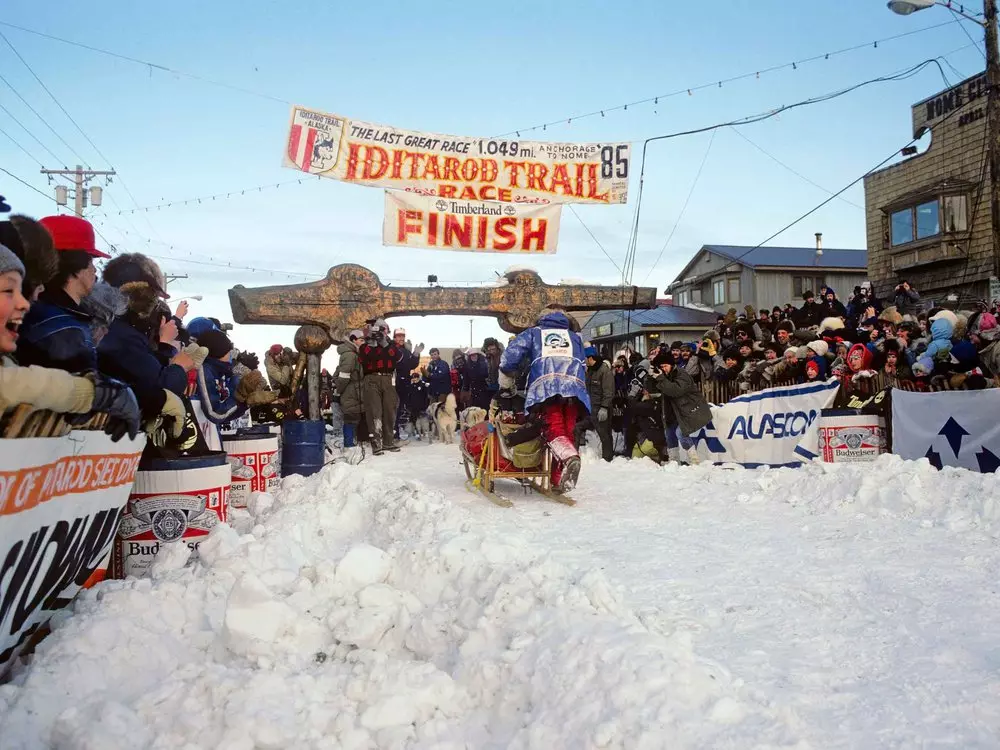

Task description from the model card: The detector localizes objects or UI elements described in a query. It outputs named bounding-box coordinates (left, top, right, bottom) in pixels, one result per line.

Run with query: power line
left=642, top=128, right=716, bottom=284
left=0, top=70, right=90, bottom=166
left=567, top=206, right=622, bottom=274
left=0, top=99, right=64, bottom=164
left=948, top=7, right=987, bottom=60
left=0, top=165, right=56, bottom=203
left=0, top=123, right=43, bottom=165
left=496, top=21, right=961, bottom=137
left=0, top=20, right=291, bottom=106
left=728, top=126, right=865, bottom=210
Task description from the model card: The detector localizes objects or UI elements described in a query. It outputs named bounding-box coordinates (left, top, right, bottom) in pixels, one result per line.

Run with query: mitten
left=246, top=390, right=279, bottom=406
left=598, top=407, right=608, bottom=422
left=235, top=370, right=267, bottom=403
left=159, top=390, right=186, bottom=439
left=183, top=343, right=210, bottom=368
left=237, top=351, right=260, bottom=371
left=91, top=378, right=141, bottom=441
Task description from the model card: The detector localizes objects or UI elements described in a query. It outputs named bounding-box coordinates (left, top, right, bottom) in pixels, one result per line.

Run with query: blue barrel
left=281, top=419, right=326, bottom=478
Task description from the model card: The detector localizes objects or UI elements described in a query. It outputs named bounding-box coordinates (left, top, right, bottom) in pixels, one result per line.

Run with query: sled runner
left=460, top=404, right=575, bottom=507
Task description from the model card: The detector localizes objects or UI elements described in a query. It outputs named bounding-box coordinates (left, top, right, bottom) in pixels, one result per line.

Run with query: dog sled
left=460, top=399, right=575, bottom=508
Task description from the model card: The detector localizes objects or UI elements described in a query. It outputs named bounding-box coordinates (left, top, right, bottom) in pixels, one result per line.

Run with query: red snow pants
left=539, top=398, right=580, bottom=485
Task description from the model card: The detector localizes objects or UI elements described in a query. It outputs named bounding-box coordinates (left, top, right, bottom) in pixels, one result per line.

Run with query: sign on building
left=284, top=105, right=631, bottom=205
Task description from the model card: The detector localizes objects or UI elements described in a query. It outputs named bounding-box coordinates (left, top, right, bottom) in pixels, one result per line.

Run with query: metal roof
left=583, top=305, right=719, bottom=338
left=701, top=244, right=867, bottom=270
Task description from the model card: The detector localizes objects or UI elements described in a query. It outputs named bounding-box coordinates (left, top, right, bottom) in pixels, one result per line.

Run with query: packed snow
left=3, top=446, right=1000, bottom=748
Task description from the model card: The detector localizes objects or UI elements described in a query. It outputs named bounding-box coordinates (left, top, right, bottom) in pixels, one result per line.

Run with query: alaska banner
left=283, top=105, right=630, bottom=205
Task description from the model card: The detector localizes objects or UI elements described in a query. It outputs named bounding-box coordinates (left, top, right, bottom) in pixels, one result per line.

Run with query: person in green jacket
left=647, top=349, right=713, bottom=464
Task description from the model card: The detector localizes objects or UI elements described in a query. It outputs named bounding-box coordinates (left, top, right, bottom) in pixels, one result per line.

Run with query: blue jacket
left=98, top=318, right=188, bottom=397
left=500, top=311, right=590, bottom=413
left=426, top=358, right=452, bottom=396
left=18, top=289, right=96, bottom=374
left=194, top=357, right=247, bottom=426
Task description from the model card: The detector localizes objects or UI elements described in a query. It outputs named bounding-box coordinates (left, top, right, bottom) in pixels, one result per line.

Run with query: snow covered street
left=3, top=445, right=1000, bottom=748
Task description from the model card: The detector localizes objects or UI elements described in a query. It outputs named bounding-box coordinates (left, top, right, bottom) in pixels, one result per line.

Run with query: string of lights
left=115, top=176, right=317, bottom=214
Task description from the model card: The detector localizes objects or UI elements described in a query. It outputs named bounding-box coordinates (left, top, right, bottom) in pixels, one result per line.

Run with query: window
left=727, top=278, right=740, bottom=303
left=915, top=200, right=939, bottom=239
left=691, top=288, right=702, bottom=304
left=792, top=275, right=824, bottom=297
left=713, top=280, right=725, bottom=305
left=943, top=195, right=968, bottom=233
left=889, top=196, right=967, bottom=246
left=891, top=208, right=915, bottom=246
left=676, top=290, right=688, bottom=307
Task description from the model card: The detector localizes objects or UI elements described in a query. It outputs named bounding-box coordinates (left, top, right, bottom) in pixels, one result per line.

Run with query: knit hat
left=651, top=349, right=675, bottom=368
left=806, top=340, right=829, bottom=358
left=969, top=311, right=999, bottom=342
left=198, top=329, right=233, bottom=360
left=584, top=345, right=598, bottom=358
left=38, top=215, right=110, bottom=258
left=0, top=243, right=25, bottom=277
left=268, top=343, right=283, bottom=355
left=805, top=360, right=821, bottom=378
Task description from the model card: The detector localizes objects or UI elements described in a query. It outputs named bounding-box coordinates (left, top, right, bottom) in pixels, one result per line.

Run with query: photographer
left=893, top=280, right=921, bottom=317
left=646, top=349, right=712, bottom=464
left=358, top=318, right=403, bottom=455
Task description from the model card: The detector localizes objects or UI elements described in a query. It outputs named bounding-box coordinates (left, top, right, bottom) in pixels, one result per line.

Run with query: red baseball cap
left=39, top=215, right=111, bottom=259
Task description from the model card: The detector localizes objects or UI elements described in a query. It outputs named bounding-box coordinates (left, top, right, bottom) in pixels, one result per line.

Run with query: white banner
left=690, top=379, right=841, bottom=467
left=0, top=431, right=145, bottom=673
left=892, top=389, right=1000, bottom=472
left=383, top=192, right=560, bottom=254
left=283, top=105, right=630, bottom=205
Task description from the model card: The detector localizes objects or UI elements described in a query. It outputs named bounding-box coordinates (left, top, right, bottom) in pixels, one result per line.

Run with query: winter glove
left=598, top=407, right=608, bottom=422
left=235, top=370, right=267, bottom=403
left=703, top=339, right=718, bottom=358
left=415, top=343, right=425, bottom=355
left=237, top=351, right=260, bottom=371
left=91, top=378, right=141, bottom=441
left=184, top=343, right=210, bottom=369
left=246, top=390, right=279, bottom=406
left=159, top=390, right=186, bottom=439
left=744, top=304, right=756, bottom=320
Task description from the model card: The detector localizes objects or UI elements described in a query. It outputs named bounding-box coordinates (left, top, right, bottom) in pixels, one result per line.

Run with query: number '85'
left=600, top=145, right=629, bottom=179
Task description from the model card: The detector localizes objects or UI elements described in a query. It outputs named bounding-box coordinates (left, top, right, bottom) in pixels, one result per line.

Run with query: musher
left=498, top=307, right=590, bottom=493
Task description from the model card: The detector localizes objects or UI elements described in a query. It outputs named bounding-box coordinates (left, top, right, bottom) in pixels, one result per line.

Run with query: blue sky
left=0, top=0, right=987, bottom=365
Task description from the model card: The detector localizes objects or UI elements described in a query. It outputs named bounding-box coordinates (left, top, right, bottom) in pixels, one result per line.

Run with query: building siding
left=863, top=72, right=995, bottom=303
left=752, top=270, right=867, bottom=310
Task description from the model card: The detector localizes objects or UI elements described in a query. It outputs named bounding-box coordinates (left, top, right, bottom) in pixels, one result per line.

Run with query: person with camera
left=893, top=280, right=921, bottom=317
left=358, top=318, right=403, bottom=455
left=646, top=348, right=712, bottom=464
left=574, top=346, right=614, bottom=462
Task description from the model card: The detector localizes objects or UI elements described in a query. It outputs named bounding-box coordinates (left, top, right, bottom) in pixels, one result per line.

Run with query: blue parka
left=426, top=358, right=452, bottom=397
left=98, top=317, right=188, bottom=397
left=194, top=357, right=246, bottom=426
left=499, top=311, right=591, bottom=413
left=18, top=289, right=96, bottom=374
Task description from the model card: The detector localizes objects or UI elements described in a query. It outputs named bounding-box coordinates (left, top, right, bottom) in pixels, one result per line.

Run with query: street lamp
left=888, top=0, right=1000, bottom=280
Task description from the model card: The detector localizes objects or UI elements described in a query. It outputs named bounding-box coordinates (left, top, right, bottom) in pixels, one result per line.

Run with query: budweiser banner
left=383, top=192, right=560, bottom=254
left=284, top=105, right=630, bottom=205
left=0, top=431, right=145, bottom=675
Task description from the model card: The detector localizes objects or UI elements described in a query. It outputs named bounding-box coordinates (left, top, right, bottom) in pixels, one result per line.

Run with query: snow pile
left=590, top=451, right=1000, bottom=534
left=0, top=463, right=795, bottom=749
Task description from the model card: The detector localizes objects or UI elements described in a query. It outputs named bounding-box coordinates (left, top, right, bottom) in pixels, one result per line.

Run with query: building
left=582, top=304, right=720, bottom=358
left=666, top=243, right=868, bottom=314
left=864, top=71, right=998, bottom=305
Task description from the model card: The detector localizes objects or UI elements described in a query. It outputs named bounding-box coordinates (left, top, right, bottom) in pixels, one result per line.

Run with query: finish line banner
left=690, top=379, right=841, bottom=467
left=383, top=192, right=561, bottom=254
left=283, top=105, right=630, bottom=205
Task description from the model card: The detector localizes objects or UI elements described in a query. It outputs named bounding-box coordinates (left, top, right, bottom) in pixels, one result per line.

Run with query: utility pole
left=40, top=165, right=116, bottom=217
left=986, top=0, right=1000, bottom=278
left=469, top=318, right=473, bottom=348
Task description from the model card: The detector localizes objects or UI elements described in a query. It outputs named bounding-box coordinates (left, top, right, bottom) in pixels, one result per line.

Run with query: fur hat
left=651, top=349, right=675, bottom=368
left=670, top=340, right=683, bottom=350
left=806, top=340, right=829, bottom=358
left=775, top=319, right=795, bottom=335
left=802, top=290, right=815, bottom=301
left=735, top=321, right=755, bottom=340
left=879, top=306, right=904, bottom=325
left=79, top=281, right=126, bottom=326
left=0, top=215, right=57, bottom=295
left=883, top=338, right=902, bottom=355
left=819, top=317, right=845, bottom=335
left=721, top=345, right=742, bottom=362
left=102, top=253, right=169, bottom=299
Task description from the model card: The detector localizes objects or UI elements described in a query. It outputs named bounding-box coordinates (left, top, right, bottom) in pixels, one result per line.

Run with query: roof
left=583, top=305, right=719, bottom=339
left=671, top=244, right=867, bottom=286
